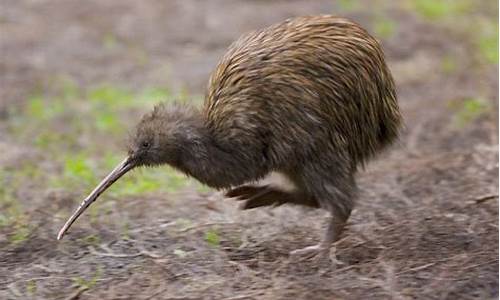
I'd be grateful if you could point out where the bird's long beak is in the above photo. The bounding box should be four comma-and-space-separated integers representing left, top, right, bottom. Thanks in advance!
57, 156, 135, 240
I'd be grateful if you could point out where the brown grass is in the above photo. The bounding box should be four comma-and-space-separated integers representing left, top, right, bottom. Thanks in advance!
0, 0, 498, 299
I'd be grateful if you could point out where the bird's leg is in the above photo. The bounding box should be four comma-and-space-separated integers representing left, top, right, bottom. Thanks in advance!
287, 155, 355, 265
289, 213, 347, 264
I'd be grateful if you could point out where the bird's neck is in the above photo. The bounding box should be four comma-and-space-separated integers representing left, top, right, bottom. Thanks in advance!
174, 134, 238, 190
171, 119, 254, 189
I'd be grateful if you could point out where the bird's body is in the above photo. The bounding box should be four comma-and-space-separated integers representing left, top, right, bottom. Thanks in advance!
196, 15, 400, 219
206, 16, 399, 174
58, 15, 401, 260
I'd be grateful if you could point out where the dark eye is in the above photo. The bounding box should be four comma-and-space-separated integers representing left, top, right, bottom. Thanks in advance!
141, 141, 150, 149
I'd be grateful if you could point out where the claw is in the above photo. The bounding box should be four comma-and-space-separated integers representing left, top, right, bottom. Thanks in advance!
289, 244, 343, 268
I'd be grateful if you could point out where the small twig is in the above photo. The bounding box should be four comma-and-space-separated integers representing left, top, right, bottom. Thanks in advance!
223, 291, 263, 300
123, 238, 165, 258
473, 194, 498, 204
33, 263, 63, 273
19, 276, 73, 282
228, 260, 260, 277
64, 286, 88, 300
143, 286, 169, 300
177, 222, 238, 233
461, 258, 499, 271
330, 263, 359, 275
129, 221, 176, 234
396, 262, 436, 275
89, 245, 142, 258
135, 244, 164, 259
89, 243, 164, 259
0, 276, 93, 288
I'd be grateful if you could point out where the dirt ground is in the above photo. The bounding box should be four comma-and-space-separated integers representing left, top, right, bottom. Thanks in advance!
0, 0, 498, 299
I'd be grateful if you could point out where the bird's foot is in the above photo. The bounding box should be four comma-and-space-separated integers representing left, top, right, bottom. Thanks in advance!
289, 244, 343, 268
289, 244, 327, 261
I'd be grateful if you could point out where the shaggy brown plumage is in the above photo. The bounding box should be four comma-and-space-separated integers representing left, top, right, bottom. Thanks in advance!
58, 16, 402, 259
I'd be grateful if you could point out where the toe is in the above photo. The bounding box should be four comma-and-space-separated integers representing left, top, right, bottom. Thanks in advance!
289, 244, 323, 260
289, 244, 343, 268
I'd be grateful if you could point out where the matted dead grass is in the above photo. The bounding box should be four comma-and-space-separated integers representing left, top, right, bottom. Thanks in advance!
0, 1, 498, 299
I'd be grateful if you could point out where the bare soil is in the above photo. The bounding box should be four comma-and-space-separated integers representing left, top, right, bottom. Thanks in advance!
0, 1, 498, 299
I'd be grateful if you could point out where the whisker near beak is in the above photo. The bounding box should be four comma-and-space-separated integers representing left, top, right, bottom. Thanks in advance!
57, 156, 135, 240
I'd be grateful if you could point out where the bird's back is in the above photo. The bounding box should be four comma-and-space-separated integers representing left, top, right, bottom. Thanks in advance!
204, 15, 401, 169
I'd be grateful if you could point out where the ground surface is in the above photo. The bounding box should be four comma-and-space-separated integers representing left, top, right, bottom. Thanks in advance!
0, 0, 498, 299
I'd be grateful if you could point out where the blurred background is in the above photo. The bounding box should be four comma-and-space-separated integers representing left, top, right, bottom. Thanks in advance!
0, 1, 498, 299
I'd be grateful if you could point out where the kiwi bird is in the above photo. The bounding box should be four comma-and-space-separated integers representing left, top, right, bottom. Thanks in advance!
58, 15, 401, 259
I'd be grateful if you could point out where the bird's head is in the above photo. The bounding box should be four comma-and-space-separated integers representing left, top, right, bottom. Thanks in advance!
127, 103, 201, 167
57, 103, 202, 240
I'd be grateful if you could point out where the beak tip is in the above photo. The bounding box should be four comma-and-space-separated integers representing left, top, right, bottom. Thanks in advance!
57, 229, 65, 240
56, 156, 133, 242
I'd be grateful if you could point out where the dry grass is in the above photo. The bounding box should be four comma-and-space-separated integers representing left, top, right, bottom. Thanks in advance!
0, 0, 497, 299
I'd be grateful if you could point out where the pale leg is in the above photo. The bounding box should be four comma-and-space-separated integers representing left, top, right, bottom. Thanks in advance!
289, 214, 346, 263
